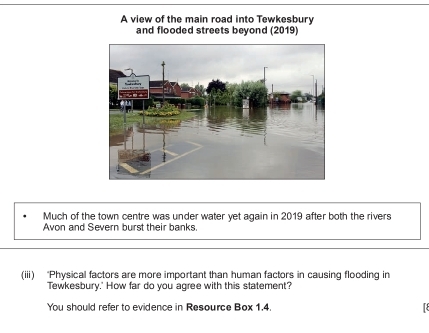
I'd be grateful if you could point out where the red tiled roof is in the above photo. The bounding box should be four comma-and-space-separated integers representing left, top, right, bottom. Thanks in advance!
150, 80, 170, 87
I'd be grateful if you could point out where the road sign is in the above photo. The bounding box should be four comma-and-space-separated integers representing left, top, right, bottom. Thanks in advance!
118, 74, 150, 100
119, 89, 148, 99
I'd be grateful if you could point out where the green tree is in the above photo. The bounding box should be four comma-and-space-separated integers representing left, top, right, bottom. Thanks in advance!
232, 80, 268, 107
304, 92, 312, 101
195, 84, 205, 96
180, 83, 191, 91
206, 79, 226, 106
290, 90, 303, 103
318, 91, 325, 106
109, 84, 118, 106
224, 82, 238, 106
188, 96, 205, 107
206, 79, 226, 94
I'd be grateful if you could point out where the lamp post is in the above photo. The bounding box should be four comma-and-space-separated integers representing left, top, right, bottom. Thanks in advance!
161, 61, 165, 105
264, 67, 268, 106
310, 75, 314, 100
124, 68, 134, 113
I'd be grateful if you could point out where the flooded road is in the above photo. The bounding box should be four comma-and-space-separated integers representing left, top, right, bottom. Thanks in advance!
109, 103, 324, 179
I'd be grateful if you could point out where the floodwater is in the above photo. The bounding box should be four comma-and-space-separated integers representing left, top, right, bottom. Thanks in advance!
109, 103, 324, 179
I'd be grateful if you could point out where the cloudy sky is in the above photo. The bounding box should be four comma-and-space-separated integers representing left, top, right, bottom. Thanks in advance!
110, 45, 324, 95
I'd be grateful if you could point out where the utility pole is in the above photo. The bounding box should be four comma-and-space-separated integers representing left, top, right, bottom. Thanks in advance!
161, 61, 165, 105
315, 79, 318, 106
264, 67, 268, 106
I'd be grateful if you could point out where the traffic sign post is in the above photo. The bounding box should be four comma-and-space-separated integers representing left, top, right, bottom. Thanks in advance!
117, 74, 150, 100
117, 74, 150, 123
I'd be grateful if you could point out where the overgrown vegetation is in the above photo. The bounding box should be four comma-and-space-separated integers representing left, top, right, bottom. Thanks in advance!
142, 103, 181, 117
205, 80, 268, 107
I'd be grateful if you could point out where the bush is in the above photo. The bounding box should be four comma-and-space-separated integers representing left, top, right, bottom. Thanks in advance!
140, 103, 181, 117
187, 96, 205, 107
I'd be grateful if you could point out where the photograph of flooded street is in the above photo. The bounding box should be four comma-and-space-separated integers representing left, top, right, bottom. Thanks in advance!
109, 45, 324, 179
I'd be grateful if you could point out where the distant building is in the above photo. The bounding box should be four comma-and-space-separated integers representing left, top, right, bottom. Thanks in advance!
149, 80, 181, 100
150, 80, 202, 100
270, 92, 291, 104
181, 87, 198, 99
169, 81, 182, 97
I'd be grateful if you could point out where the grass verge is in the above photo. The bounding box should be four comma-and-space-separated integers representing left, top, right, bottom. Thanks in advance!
109, 111, 196, 136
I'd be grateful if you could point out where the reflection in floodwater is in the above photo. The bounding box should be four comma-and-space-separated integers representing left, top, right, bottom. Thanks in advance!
115, 124, 151, 177
109, 103, 325, 179
116, 126, 151, 177
117, 149, 151, 175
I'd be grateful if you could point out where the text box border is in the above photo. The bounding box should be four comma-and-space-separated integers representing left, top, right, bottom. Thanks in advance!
13, 202, 421, 242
